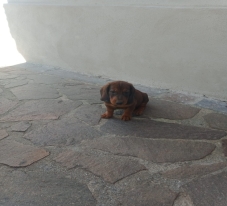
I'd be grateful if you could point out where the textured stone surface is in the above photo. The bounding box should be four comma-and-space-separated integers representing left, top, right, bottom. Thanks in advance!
183, 172, 227, 206
145, 98, 200, 120
59, 84, 102, 103
0, 171, 96, 206
0, 99, 82, 122
10, 83, 60, 100
119, 182, 176, 206
114, 171, 177, 206
222, 139, 227, 157
196, 98, 227, 114
82, 137, 216, 163
1, 63, 227, 205
0, 72, 17, 79
25, 118, 102, 146
204, 113, 227, 131
100, 119, 226, 140
11, 121, 31, 132
0, 130, 8, 140
0, 97, 17, 115
75, 104, 104, 125
55, 150, 146, 183
159, 92, 200, 103
162, 162, 227, 179
27, 74, 67, 85
173, 193, 194, 206
4, 79, 28, 88
0, 140, 49, 167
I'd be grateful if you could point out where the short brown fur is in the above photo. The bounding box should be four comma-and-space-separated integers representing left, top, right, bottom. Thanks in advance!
100, 81, 149, 121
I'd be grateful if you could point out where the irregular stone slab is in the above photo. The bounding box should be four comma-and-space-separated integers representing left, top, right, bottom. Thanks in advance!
0, 64, 33, 72
4, 79, 28, 88
162, 162, 227, 179
24, 118, 102, 146
0, 139, 49, 167
183, 172, 227, 206
10, 83, 60, 100
119, 185, 176, 206
204, 113, 227, 131
0, 130, 8, 140
0, 99, 82, 122
55, 150, 146, 183
11, 121, 31, 132
0, 72, 17, 79
173, 193, 194, 206
100, 119, 226, 140
5, 69, 34, 75
82, 137, 216, 163
59, 84, 102, 104
135, 86, 169, 97
75, 104, 104, 125
159, 92, 200, 103
0, 170, 96, 206
26, 74, 67, 85
0, 97, 17, 115
0, 79, 8, 86
113, 171, 177, 206
196, 98, 227, 114
222, 139, 227, 157
145, 98, 200, 120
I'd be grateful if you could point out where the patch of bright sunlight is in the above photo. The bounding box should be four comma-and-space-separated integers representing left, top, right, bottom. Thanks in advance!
0, 1, 26, 67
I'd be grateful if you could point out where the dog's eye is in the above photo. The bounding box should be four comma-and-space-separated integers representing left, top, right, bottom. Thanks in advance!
109, 91, 116, 95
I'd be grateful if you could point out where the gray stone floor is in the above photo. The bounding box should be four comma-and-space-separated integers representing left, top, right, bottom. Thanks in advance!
0, 63, 227, 206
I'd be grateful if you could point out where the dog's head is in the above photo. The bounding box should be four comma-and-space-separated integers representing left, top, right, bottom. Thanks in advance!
100, 81, 135, 105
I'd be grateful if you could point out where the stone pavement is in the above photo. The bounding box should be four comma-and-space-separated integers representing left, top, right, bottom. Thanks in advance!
0, 63, 227, 206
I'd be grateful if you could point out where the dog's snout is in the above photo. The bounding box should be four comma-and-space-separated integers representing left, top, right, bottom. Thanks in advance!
116, 101, 123, 105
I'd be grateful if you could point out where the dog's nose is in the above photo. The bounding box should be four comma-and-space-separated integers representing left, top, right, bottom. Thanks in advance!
116, 101, 123, 105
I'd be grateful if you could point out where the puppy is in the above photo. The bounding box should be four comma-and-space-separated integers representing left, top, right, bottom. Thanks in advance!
100, 81, 149, 121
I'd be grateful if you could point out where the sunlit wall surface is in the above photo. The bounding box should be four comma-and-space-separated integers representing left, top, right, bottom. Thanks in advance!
2, 0, 227, 100
0, 0, 25, 67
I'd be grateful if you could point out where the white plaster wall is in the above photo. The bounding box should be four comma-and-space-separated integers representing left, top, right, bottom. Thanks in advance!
3, 0, 227, 99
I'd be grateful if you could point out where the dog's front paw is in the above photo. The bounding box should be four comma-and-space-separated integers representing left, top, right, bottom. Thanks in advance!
134, 108, 143, 116
101, 112, 113, 119
121, 114, 131, 121
134, 106, 146, 116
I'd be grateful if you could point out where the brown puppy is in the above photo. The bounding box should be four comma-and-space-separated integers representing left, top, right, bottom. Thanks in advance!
100, 81, 149, 121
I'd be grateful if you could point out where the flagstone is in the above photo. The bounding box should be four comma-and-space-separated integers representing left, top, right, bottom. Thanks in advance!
11, 121, 31, 132
222, 139, 227, 157
183, 172, 227, 206
10, 83, 60, 100
0, 130, 8, 140
82, 136, 216, 163
75, 104, 104, 125
4, 79, 28, 88
59, 84, 102, 103
0, 97, 17, 115
162, 162, 227, 179
0, 139, 49, 167
0, 99, 82, 122
24, 117, 102, 146
0, 170, 96, 206
204, 113, 227, 131
196, 98, 227, 114
145, 98, 200, 120
113, 171, 177, 206
55, 150, 146, 183
100, 119, 226, 140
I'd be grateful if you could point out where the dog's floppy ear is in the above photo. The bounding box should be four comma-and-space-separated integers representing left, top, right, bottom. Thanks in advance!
127, 84, 135, 104
100, 83, 110, 102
